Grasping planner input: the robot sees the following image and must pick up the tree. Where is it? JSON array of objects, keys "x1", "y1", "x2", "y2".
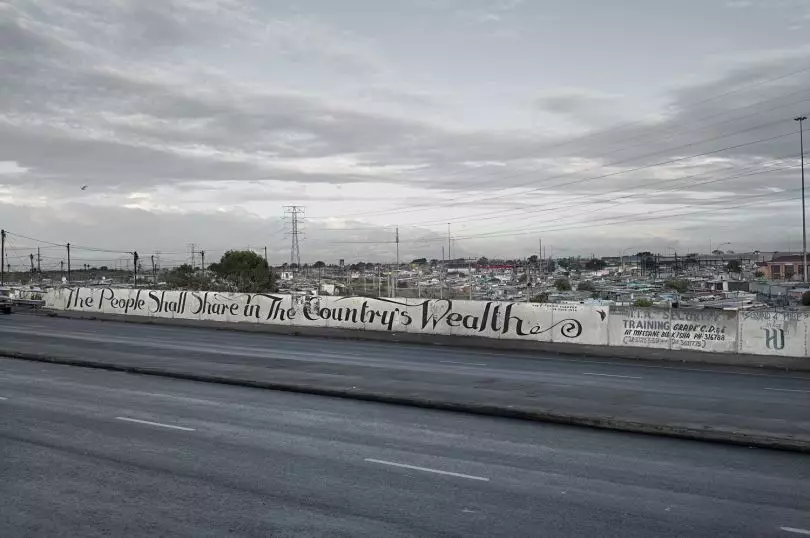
[
  {"x1": 411, "y1": 258, "x2": 427, "y2": 265},
  {"x1": 477, "y1": 256, "x2": 489, "y2": 265},
  {"x1": 528, "y1": 255, "x2": 538, "y2": 264},
  {"x1": 664, "y1": 278, "x2": 690, "y2": 293},
  {"x1": 633, "y1": 298, "x2": 654, "y2": 307},
  {"x1": 166, "y1": 264, "x2": 197, "y2": 289},
  {"x1": 554, "y1": 277, "x2": 572, "y2": 291},
  {"x1": 726, "y1": 260, "x2": 741, "y2": 273},
  {"x1": 545, "y1": 259, "x2": 556, "y2": 273},
  {"x1": 802, "y1": 291, "x2": 810, "y2": 306},
  {"x1": 209, "y1": 250, "x2": 277, "y2": 293},
  {"x1": 585, "y1": 258, "x2": 606, "y2": 270},
  {"x1": 313, "y1": 261, "x2": 326, "y2": 268},
  {"x1": 530, "y1": 292, "x2": 549, "y2": 303},
  {"x1": 578, "y1": 280, "x2": 596, "y2": 292}
]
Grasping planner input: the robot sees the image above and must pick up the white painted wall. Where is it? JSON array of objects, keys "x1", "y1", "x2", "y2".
[
  {"x1": 44, "y1": 287, "x2": 608, "y2": 344},
  {"x1": 739, "y1": 310, "x2": 810, "y2": 356},
  {"x1": 43, "y1": 287, "x2": 810, "y2": 358},
  {"x1": 609, "y1": 307, "x2": 738, "y2": 353}
]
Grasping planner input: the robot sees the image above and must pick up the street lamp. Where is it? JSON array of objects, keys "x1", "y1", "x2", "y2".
[{"x1": 795, "y1": 115, "x2": 807, "y2": 283}]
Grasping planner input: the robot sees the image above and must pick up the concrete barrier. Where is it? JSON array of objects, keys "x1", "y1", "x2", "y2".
[
  {"x1": 43, "y1": 287, "x2": 809, "y2": 363},
  {"x1": 44, "y1": 287, "x2": 609, "y2": 344}
]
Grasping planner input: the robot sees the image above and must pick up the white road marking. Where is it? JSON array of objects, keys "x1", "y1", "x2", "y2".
[
  {"x1": 115, "y1": 416, "x2": 196, "y2": 431},
  {"x1": 364, "y1": 458, "x2": 490, "y2": 482},
  {"x1": 781, "y1": 527, "x2": 810, "y2": 535},
  {"x1": 765, "y1": 388, "x2": 810, "y2": 394},
  {"x1": 440, "y1": 360, "x2": 487, "y2": 366},
  {"x1": 582, "y1": 372, "x2": 642, "y2": 379}
]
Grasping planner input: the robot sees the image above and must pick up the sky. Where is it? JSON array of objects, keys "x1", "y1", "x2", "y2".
[{"x1": 1, "y1": 0, "x2": 810, "y2": 269}]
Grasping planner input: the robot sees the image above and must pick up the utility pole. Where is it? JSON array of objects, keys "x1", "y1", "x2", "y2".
[
  {"x1": 447, "y1": 223, "x2": 451, "y2": 261},
  {"x1": 133, "y1": 251, "x2": 139, "y2": 287},
  {"x1": 66, "y1": 243, "x2": 71, "y2": 283},
  {"x1": 37, "y1": 247, "x2": 41, "y2": 274},
  {"x1": 60, "y1": 260, "x2": 64, "y2": 280},
  {"x1": 264, "y1": 246, "x2": 268, "y2": 265},
  {"x1": 0, "y1": 229, "x2": 5, "y2": 286},
  {"x1": 468, "y1": 258, "x2": 473, "y2": 300},
  {"x1": 283, "y1": 206, "x2": 304, "y2": 271},
  {"x1": 394, "y1": 227, "x2": 399, "y2": 298},
  {"x1": 151, "y1": 255, "x2": 157, "y2": 285},
  {"x1": 200, "y1": 250, "x2": 206, "y2": 281},
  {"x1": 796, "y1": 115, "x2": 807, "y2": 283},
  {"x1": 29, "y1": 253, "x2": 34, "y2": 274}
]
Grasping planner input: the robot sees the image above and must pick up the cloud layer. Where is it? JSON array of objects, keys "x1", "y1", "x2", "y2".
[{"x1": 1, "y1": 0, "x2": 809, "y2": 265}]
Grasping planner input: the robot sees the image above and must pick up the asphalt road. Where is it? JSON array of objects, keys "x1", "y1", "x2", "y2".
[
  {"x1": 1, "y1": 358, "x2": 809, "y2": 537},
  {"x1": 0, "y1": 315, "x2": 808, "y2": 442}
]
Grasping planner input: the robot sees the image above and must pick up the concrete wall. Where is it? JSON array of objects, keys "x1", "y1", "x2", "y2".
[
  {"x1": 43, "y1": 287, "x2": 809, "y2": 359},
  {"x1": 44, "y1": 288, "x2": 609, "y2": 345}
]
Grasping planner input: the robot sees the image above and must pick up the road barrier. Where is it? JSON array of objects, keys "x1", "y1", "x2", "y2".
[{"x1": 43, "y1": 287, "x2": 809, "y2": 359}]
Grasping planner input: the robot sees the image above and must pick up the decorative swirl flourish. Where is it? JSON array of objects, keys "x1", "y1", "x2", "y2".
[
  {"x1": 530, "y1": 318, "x2": 583, "y2": 339},
  {"x1": 559, "y1": 319, "x2": 583, "y2": 338}
]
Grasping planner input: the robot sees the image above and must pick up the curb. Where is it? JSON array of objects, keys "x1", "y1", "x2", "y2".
[{"x1": 2, "y1": 350, "x2": 807, "y2": 454}]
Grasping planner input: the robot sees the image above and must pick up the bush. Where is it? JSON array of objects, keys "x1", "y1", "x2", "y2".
[
  {"x1": 554, "y1": 278, "x2": 572, "y2": 291},
  {"x1": 578, "y1": 280, "x2": 596, "y2": 292},
  {"x1": 664, "y1": 278, "x2": 690, "y2": 293},
  {"x1": 633, "y1": 298, "x2": 654, "y2": 307}
]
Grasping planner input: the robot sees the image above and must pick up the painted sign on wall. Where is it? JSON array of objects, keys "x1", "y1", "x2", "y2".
[
  {"x1": 739, "y1": 310, "x2": 810, "y2": 356},
  {"x1": 608, "y1": 307, "x2": 738, "y2": 353}
]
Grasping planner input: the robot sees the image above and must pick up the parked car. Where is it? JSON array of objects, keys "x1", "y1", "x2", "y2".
[{"x1": 0, "y1": 288, "x2": 12, "y2": 314}]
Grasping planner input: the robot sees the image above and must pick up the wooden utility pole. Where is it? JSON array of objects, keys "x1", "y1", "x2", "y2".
[{"x1": 0, "y1": 229, "x2": 5, "y2": 286}]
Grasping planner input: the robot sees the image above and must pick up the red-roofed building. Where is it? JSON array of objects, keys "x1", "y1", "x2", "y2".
[{"x1": 761, "y1": 255, "x2": 808, "y2": 280}]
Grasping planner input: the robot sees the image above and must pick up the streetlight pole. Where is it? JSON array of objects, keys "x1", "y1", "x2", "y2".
[{"x1": 795, "y1": 115, "x2": 807, "y2": 283}]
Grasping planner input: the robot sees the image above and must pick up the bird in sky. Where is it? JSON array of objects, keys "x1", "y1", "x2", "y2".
[{"x1": 80, "y1": 185, "x2": 87, "y2": 190}]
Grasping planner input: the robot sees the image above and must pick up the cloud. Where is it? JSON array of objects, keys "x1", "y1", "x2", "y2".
[
  {"x1": 1, "y1": 0, "x2": 809, "y2": 260},
  {"x1": 533, "y1": 88, "x2": 623, "y2": 124}
]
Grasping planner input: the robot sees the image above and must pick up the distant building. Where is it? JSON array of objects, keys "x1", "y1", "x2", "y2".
[{"x1": 760, "y1": 255, "x2": 808, "y2": 281}]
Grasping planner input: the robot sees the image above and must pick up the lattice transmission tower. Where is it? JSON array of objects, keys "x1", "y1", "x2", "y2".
[{"x1": 283, "y1": 205, "x2": 305, "y2": 270}]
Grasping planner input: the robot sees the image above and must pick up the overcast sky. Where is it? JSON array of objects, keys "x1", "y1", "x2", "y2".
[{"x1": 2, "y1": 0, "x2": 810, "y2": 268}]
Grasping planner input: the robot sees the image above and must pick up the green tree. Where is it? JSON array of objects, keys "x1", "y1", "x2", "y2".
[
  {"x1": 633, "y1": 298, "x2": 654, "y2": 307},
  {"x1": 802, "y1": 291, "x2": 810, "y2": 306},
  {"x1": 584, "y1": 258, "x2": 606, "y2": 270},
  {"x1": 411, "y1": 258, "x2": 427, "y2": 265},
  {"x1": 313, "y1": 261, "x2": 326, "y2": 268},
  {"x1": 528, "y1": 254, "x2": 538, "y2": 264},
  {"x1": 578, "y1": 280, "x2": 596, "y2": 292},
  {"x1": 166, "y1": 264, "x2": 197, "y2": 289},
  {"x1": 477, "y1": 256, "x2": 489, "y2": 265},
  {"x1": 554, "y1": 277, "x2": 572, "y2": 291},
  {"x1": 209, "y1": 250, "x2": 277, "y2": 293},
  {"x1": 530, "y1": 292, "x2": 549, "y2": 303},
  {"x1": 726, "y1": 260, "x2": 741, "y2": 273},
  {"x1": 664, "y1": 278, "x2": 690, "y2": 293}
]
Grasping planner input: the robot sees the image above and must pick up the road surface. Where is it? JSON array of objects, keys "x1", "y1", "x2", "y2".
[
  {"x1": 1, "y1": 358, "x2": 809, "y2": 537},
  {"x1": 0, "y1": 315, "x2": 808, "y2": 442}
]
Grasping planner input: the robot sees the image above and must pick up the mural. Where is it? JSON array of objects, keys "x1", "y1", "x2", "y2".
[
  {"x1": 46, "y1": 288, "x2": 810, "y2": 358},
  {"x1": 51, "y1": 288, "x2": 609, "y2": 343}
]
